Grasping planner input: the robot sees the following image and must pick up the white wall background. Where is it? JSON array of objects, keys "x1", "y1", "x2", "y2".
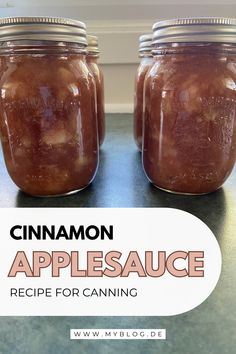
[{"x1": 0, "y1": 1, "x2": 236, "y2": 112}]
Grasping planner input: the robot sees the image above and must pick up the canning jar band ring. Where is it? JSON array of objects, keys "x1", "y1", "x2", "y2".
[{"x1": 0, "y1": 17, "x2": 87, "y2": 44}]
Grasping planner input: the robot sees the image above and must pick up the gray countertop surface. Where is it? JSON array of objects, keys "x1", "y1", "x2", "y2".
[{"x1": 0, "y1": 114, "x2": 235, "y2": 354}]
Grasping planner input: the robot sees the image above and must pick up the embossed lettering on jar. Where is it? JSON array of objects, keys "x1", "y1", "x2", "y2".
[
  {"x1": 0, "y1": 17, "x2": 98, "y2": 196},
  {"x1": 143, "y1": 18, "x2": 236, "y2": 194}
]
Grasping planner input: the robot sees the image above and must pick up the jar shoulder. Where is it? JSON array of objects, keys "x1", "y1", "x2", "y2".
[
  {"x1": 0, "y1": 55, "x2": 91, "y2": 87},
  {"x1": 145, "y1": 55, "x2": 236, "y2": 96},
  {"x1": 146, "y1": 55, "x2": 236, "y2": 79}
]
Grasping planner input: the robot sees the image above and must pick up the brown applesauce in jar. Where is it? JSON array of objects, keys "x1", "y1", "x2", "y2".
[
  {"x1": 0, "y1": 17, "x2": 98, "y2": 196},
  {"x1": 134, "y1": 34, "x2": 154, "y2": 151},
  {"x1": 143, "y1": 18, "x2": 236, "y2": 194},
  {"x1": 86, "y1": 35, "x2": 105, "y2": 146}
]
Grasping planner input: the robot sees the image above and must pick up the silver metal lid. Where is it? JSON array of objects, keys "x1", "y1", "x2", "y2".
[
  {"x1": 0, "y1": 17, "x2": 87, "y2": 45},
  {"x1": 139, "y1": 33, "x2": 153, "y2": 53},
  {"x1": 87, "y1": 35, "x2": 99, "y2": 55},
  {"x1": 153, "y1": 17, "x2": 236, "y2": 44}
]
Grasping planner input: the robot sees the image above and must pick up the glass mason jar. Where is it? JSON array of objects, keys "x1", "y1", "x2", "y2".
[
  {"x1": 133, "y1": 34, "x2": 154, "y2": 151},
  {"x1": 86, "y1": 35, "x2": 105, "y2": 146},
  {"x1": 143, "y1": 18, "x2": 236, "y2": 194},
  {"x1": 0, "y1": 17, "x2": 98, "y2": 197}
]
